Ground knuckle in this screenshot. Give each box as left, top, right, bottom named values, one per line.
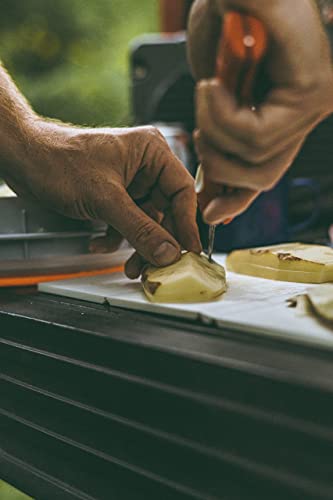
left=195, top=80, right=208, bottom=101
left=145, top=125, right=165, bottom=141
left=134, top=126, right=166, bottom=147
left=90, top=181, right=119, bottom=215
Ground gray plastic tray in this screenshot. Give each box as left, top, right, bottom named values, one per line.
left=0, top=197, right=106, bottom=260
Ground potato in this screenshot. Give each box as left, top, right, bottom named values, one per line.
left=227, top=243, right=333, bottom=284
left=142, top=252, right=227, bottom=303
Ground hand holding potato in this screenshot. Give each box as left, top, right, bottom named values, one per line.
left=0, top=62, right=201, bottom=278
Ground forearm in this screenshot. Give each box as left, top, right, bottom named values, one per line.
left=0, top=62, right=38, bottom=172
left=0, top=63, right=84, bottom=187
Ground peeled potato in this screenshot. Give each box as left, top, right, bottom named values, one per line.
left=226, top=243, right=333, bottom=284
left=142, top=252, right=227, bottom=303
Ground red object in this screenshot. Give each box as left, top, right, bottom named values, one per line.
left=199, top=12, right=268, bottom=223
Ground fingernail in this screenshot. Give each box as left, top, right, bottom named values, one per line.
left=153, top=242, right=179, bottom=266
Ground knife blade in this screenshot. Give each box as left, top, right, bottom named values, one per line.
left=207, top=224, right=216, bottom=262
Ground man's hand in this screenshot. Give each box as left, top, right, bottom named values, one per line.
left=1, top=121, right=202, bottom=278
left=188, top=0, right=333, bottom=224
left=0, top=64, right=201, bottom=278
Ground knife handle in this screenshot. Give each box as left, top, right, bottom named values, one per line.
left=216, top=12, right=268, bottom=103
left=197, top=12, right=268, bottom=223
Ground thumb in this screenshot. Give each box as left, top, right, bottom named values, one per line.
left=94, top=185, right=181, bottom=268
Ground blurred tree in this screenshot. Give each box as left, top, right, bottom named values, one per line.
left=0, top=0, right=158, bottom=125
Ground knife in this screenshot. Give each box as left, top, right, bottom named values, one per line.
left=195, top=11, right=269, bottom=262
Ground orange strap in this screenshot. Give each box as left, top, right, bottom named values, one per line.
left=0, top=265, right=124, bottom=288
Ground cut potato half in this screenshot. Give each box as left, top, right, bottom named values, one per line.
left=142, top=252, right=227, bottom=303
left=226, top=243, right=333, bottom=284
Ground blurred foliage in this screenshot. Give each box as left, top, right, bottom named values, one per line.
left=0, top=0, right=158, bottom=126
left=0, top=481, right=32, bottom=500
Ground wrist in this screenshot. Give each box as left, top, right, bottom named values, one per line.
left=0, top=114, right=76, bottom=180
left=0, top=108, right=39, bottom=176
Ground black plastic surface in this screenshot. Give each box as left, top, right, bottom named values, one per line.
left=1, top=291, right=333, bottom=499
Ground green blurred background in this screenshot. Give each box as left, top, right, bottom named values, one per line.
left=0, top=0, right=158, bottom=126
left=0, top=0, right=157, bottom=497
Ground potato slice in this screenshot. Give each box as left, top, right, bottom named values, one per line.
left=142, top=252, right=227, bottom=303
left=226, top=243, right=333, bottom=284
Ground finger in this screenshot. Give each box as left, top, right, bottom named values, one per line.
left=145, top=148, right=202, bottom=254
left=170, top=181, right=202, bottom=253
left=124, top=200, right=168, bottom=279
left=197, top=80, right=319, bottom=162
left=196, top=134, right=305, bottom=192
left=150, top=185, right=169, bottom=212
left=128, top=167, right=156, bottom=200
left=139, top=199, right=164, bottom=225
left=125, top=208, right=183, bottom=280
left=203, top=189, right=260, bottom=225
left=125, top=252, right=145, bottom=280
left=139, top=181, right=202, bottom=255
left=100, top=196, right=165, bottom=255
left=161, top=211, right=175, bottom=238
left=89, top=226, right=124, bottom=254
left=196, top=81, right=245, bottom=156
left=223, top=0, right=331, bottom=90
left=93, top=182, right=181, bottom=268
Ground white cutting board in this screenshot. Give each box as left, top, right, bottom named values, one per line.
left=39, top=255, right=333, bottom=350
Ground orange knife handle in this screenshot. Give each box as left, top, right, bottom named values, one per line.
left=198, top=12, right=268, bottom=220
left=216, top=12, right=268, bottom=102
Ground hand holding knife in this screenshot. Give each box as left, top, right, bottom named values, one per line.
left=195, top=11, right=268, bottom=261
